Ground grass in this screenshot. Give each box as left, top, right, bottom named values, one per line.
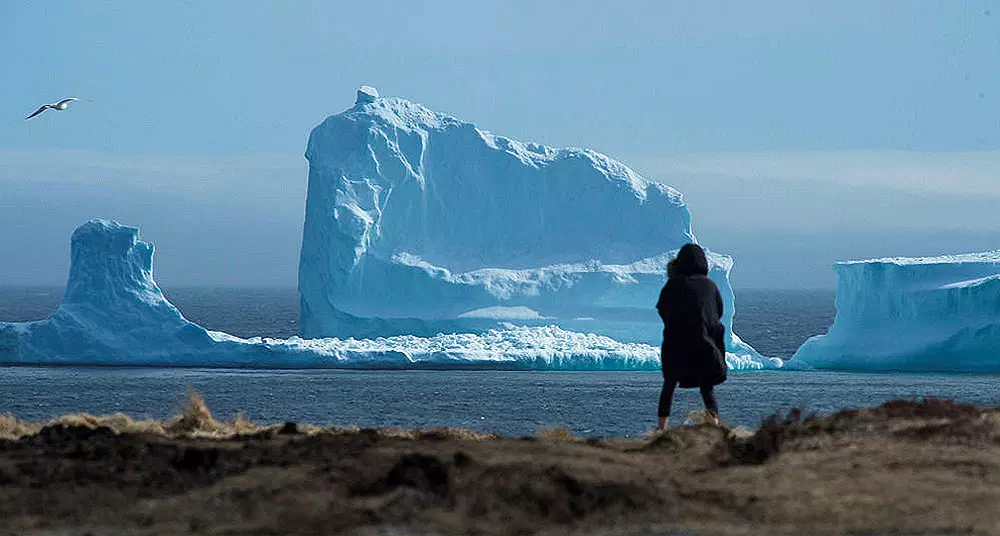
left=0, top=412, right=39, bottom=439
left=0, top=389, right=262, bottom=440
left=536, top=426, right=579, bottom=441
left=0, top=395, right=756, bottom=444
left=0, top=389, right=497, bottom=441
left=3, top=392, right=979, bottom=446
left=163, top=388, right=261, bottom=437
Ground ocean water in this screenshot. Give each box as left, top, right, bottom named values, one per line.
left=0, top=287, right=830, bottom=358
left=3, top=287, right=995, bottom=437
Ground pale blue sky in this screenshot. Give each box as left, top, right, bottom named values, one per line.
left=2, top=1, right=998, bottom=288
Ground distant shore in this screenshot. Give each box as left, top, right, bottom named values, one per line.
left=1, top=395, right=998, bottom=535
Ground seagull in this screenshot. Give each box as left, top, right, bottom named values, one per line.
left=25, top=98, right=80, bottom=120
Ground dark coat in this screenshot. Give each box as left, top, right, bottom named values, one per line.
left=656, top=244, right=727, bottom=388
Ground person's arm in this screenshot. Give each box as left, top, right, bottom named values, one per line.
left=656, top=283, right=670, bottom=322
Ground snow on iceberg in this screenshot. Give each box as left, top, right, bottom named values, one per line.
left=299, top=87, right=778, bottom=369
left=0, top=219, right=769, bottom=369
left=790, top=252, right=1000, bottom=372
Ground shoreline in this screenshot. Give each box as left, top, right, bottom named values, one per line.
left=2, top=396, right=1000, bottom=534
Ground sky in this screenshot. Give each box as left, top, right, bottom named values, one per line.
left=1, top=1, right=998, bottom=288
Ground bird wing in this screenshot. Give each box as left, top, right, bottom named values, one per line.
left=55, top=98, right=79, bottom=106
left=25, top=105, right=50, bottom=120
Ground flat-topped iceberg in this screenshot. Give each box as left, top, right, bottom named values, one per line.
left=299, top=87, right=776, bottom=368
left=0, top=220, right=771, bottom=369
left=791, top=252, right=1000, bottom=372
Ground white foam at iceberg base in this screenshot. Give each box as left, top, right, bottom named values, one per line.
left=789, top=252, right=1000, bottom=372
left=216, top=326, right=777, bottom=370
left=0, top=220, right=781, bottom=370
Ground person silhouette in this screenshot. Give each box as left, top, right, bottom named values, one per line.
left=655, top=243, right=727, bottom=429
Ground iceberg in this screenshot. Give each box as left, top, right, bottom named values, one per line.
left=791, top=252, right=1000, bottom=372
left=299, top=87, right=777, bottom=369
left=0, top=219, right=756, bottom=369
left=0, top=90, right=779, bottom=370
left=0, top=220, right=228, bottom=366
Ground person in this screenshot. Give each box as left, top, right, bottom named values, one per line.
left=655, top=243, right=727, bottom=429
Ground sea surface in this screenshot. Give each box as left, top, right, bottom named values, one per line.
left=2, top=287, right=997, bottom=437
left=0, top=287, right=833, bottom=358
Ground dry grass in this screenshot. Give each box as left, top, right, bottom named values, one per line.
left=0, top=390, right=268, bottom=440
left=680, top=410, right=755, bottom=439
left=0, top=390, right=498, bottom=442
left=55, top=412, right=166, bottom=435
left=682, top=409, right=718, bottom=426
left=536, top=426, right=579, bottom=442
left=164, top=388, right=221, bottom=435
left=0, top=411, right=167, bottom=440
left=163, top=389, right=266, bottom=438
left=0, top=413, right=40, bottom=440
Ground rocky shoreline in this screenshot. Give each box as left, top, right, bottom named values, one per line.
left=1, top=397, right=998, bottom=535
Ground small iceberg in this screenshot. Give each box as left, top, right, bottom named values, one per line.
left=790, top=252, right=1000, bottom=372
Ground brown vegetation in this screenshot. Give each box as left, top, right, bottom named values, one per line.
left=1, top=397, right=1000, bottom=535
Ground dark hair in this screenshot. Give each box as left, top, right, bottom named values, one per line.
left=673, top=243, right=709, bottom=277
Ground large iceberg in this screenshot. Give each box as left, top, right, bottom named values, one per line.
left=791, top=252, right=1000, bottom=372
left=299, top=87, right=776, bottom=369
left=0, top=219, right=735, bottom=369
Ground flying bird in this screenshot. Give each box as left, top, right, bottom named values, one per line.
left=25, top=98, right=80, bottom=120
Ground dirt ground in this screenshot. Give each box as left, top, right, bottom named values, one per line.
left=2, top=397, right=1000, bottom=535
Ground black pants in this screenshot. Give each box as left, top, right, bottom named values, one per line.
left=658, top=378, right=718, bottom=418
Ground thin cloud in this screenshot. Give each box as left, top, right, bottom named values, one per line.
left=630, top=150, right=1000, bottom=198
left=0, top=148, right=304, bottom=191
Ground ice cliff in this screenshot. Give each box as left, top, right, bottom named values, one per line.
left=299, top=87, right=776, bottom=369
left=791, top=252, right=1000, bottom=372
left=0, top=219, right=710, bottom=369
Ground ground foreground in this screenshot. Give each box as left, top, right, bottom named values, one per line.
left=1, top=397, right=999, bottom=535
